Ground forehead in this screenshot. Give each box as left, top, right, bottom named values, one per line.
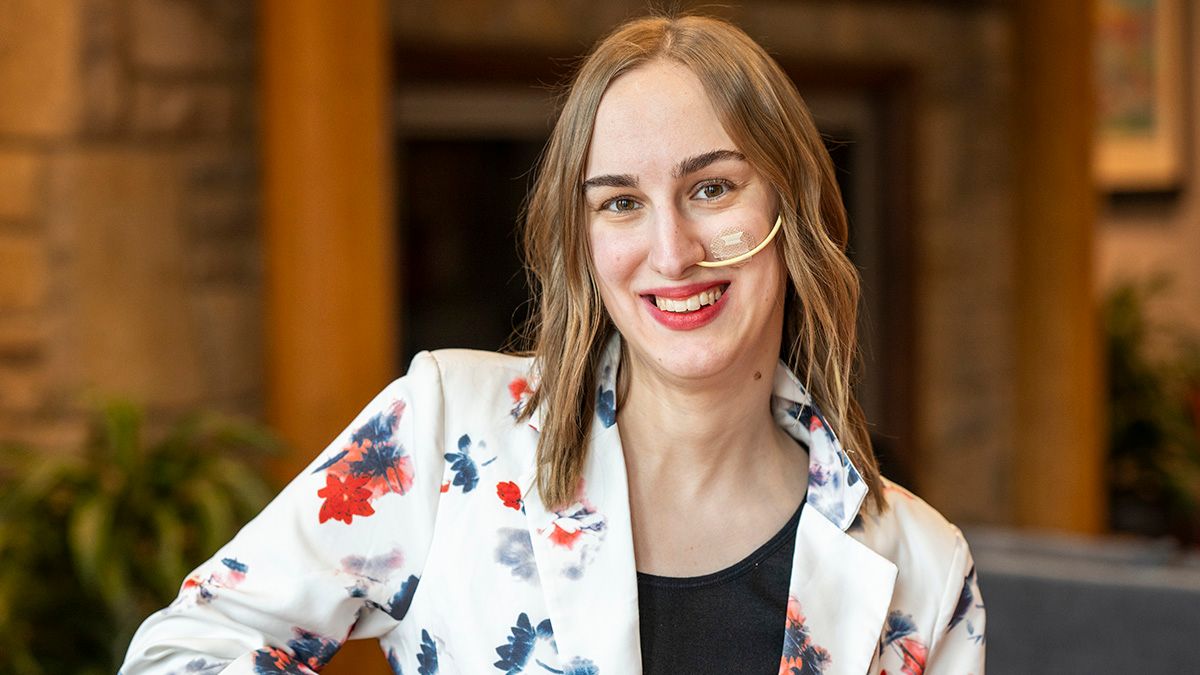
left=586, top=60, right=736, bottom=176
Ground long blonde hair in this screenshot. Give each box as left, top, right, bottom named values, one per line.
left=520, top=14, right=883, bottom=512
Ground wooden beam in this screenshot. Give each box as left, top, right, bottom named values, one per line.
left=259, top=1, right=395, bottom=672
left=1012, top=0, right=1105, bottom=532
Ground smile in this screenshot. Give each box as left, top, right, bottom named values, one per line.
left=640, top=282, right=730, bottom=330
left=653, top=285, right=726, bottom=313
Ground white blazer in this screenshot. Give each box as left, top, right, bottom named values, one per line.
left=122, top=336, right=986, bottom=675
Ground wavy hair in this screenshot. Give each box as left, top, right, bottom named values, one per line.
left=519, top=14, right=883, bottom=512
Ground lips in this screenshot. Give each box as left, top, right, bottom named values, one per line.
left=652, top=285, right=726, bottom=312
left=640, top=281, right=730, bottom=330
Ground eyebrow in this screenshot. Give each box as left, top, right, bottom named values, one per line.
left=581, top=149, right=747, bottom=191
left=673, top=149, right=746, bottom=178
left=581, top=173, right=637, bottom=191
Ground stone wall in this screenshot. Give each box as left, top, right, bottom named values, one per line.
left=0, top=0, right=260, bottom=448
left=394, top=0, right=1016, bottom=524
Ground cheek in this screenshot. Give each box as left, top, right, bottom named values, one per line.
left=589, top=229, right=643, bottom=292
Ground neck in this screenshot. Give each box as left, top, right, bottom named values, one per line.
left=617, top=347, right=784, bottom=500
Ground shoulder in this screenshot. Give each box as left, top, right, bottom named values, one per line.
left=420, top=348, right=533, bottom=379
left=397, top=349, right=534, bottom=402
left=851, top=478, right=971, bottom=589
left=847, top=483, right=986, bottom=668
left=417, top=349, right=534, bottom=409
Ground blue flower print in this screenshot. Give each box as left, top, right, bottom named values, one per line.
left=494, top=612, right=555, bottom=673
left=881, top=610, right=928, bottom=674
left=383, top=574, right=420, bottom=621
left=348, top=441, right=412, bottom=493
left=418, top=629, right=439, bottom=675
left=351, top=402, right=403, bottom=448
left=250, top=628, right=340, bottom=675
left=496, top=527, right=538, bottom=582
left=881, top=610, right=917, bottom=653
left=595, top=386, right=615, bottom=428
left=559, top=657, right=599, bottom=675
left=594, top=364, right=616, bottom=428
left=287, top=628, right=340, bottom=671
left=950, top=565, right=985, bottom=644
left=169, top=658, right=227, bottom=674
left=444, top=434, right=497, bottom=493
left=781, top=596, right=830, bottom=675
left=387, top=648, right=404, bottom=675
left=363, top=574, right=420, bottom=620
left=311, top=448, right=349, bottom=474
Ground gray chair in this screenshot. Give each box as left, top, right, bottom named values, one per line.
left=966, top=527, right=1200, bottom=674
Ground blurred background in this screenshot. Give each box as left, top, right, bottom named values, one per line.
left=0, top=0, right=1198, bottom=673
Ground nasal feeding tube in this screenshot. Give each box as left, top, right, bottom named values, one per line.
left=695, top=215, right=783, bottom=267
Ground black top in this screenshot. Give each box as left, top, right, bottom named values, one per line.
left=637, top=498, right=805, bottom=674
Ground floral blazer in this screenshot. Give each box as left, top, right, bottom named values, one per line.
left=121, top=336, right=986, bottom=675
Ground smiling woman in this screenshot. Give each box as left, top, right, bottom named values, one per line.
left=121, top=14, right=985, bottom=675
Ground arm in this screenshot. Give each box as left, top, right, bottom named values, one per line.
left=120, top=352, right=445, bottom=675
left=923, top=533, right=987, bottom=675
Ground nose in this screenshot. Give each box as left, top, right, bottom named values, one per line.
left=646, top=209, right=707, bottom=279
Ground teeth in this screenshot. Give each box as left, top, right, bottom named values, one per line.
left=654, top=286, right=725, bottom=313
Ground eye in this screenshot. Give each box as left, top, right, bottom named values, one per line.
left=693, top=180, right=732, bottom=200
left=600, top=196, right=641, bottom=213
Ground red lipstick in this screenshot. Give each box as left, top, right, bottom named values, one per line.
left=640, top=281, right=729, bottom=330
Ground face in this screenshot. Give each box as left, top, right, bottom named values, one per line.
left=584, top=60, right=785, bottom=385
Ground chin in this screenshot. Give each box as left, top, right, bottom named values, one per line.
left=639, top=340, right=742, bottom=382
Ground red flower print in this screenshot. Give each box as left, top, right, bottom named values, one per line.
left=268, top=647, right=293, bottom=670
left=898, top=637, right=927, bottom=675
left=317, top=474, right=375, bottom=525
left=883, top=610, right=928, bottom=675
left=508, top=377, right=532, bottom=402
left=780, top=596, right=831, bottom=674
left=508, top=376, right=534, bottom=420
left=497, top=481, right=523, bottom=510
left=547, top=522, right=583, bottom=548
left=334, top=440, right=414, bottom=498
left=440, top=481, right=450, bottom=493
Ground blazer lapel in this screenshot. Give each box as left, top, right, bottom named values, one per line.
left=520, top=335, right=642, bottom=673
left=783, top=509, right=897, bottom=674
left=773, top=366, right=898, bottom=674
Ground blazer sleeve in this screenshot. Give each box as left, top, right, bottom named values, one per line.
left=120, top=352, right=446, bottom=675
left=923, top=531, right=987, bottom=675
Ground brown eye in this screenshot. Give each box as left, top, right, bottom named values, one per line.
left=602, top=197, right=641, bottom=212
left=695, top=181, right=730, bottom=200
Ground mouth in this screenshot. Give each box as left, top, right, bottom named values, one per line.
left=641, top=282, right=730, bottom=314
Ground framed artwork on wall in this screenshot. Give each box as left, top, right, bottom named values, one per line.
left=1095, top=0, right=1187, bottom=192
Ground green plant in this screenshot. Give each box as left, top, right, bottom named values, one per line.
left=1105, top=279, right=1200, bottom=544
left=0, top=401, right=280, bottom=674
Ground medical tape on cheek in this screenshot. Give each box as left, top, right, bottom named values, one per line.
left=696, top=215, right=783, bottom=268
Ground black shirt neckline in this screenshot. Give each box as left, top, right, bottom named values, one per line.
left=636, top=496, right=805, bottom=590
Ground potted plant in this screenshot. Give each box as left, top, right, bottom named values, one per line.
left=1105, top=279, right=1200, bottom=545
left=0, top=401, right=279, bottom=674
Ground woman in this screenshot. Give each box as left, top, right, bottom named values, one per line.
left=122, top=14, right=985, bottom=675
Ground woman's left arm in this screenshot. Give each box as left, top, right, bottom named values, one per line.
left=923, top=533, right=987, bottom=674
